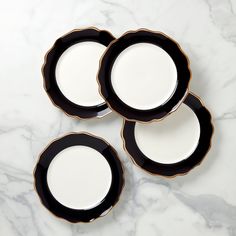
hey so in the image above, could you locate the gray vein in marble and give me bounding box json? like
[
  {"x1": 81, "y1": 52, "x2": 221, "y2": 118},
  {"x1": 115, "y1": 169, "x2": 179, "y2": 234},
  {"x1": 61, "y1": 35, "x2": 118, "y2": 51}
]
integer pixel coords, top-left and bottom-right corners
[
  {"x1": 1, "y1": 0, "x2": 236, "y2": 235},
  {"x1": 215, "y1": 112, "x2": 236, "y2": 120},
  {"x1": 100, "y1": 0, "x2": 139, "y2": 25},
  {"x1": 175, "y1": 192, "x2": 236, "y2": 233},
  {"x1": 204, "y1": 0, "x2": 236, "y2": 46},
  {"x1": 223, "y1": 76, "x2": 236, "y2": 88}
]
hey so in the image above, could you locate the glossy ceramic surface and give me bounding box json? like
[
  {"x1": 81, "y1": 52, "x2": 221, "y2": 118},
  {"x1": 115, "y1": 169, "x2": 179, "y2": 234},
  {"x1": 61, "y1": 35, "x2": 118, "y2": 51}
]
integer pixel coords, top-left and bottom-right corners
[
  {"x1": 42, "y1": 28, "x2": 115, "y2": 119},
  {"x1": 122, "y1": 93, "x2": 213, "y2": 177},
  {"x1": 34, "y1": 133, "x2": 124, "y2": 223},
  {"x1": 98, "y1": 29, "x2": 191, "y2": 122}
]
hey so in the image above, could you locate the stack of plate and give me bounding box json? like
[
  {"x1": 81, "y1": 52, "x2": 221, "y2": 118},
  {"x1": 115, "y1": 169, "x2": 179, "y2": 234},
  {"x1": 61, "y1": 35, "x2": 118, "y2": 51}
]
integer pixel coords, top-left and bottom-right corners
[{"x1": 34, "y1": 27, "x2": 213, "y2": 223}]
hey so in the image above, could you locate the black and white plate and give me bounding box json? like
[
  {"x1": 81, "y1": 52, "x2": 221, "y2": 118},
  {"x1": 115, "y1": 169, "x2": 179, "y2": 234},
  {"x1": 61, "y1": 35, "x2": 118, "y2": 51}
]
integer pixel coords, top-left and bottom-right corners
[
  {"x1": 122, "y1": 93, "x2": 213, "y2": 177},
  {"x1": 42, "y1": 28, "x2": 115, "y2": 119},
  {"x1": 98, "y1": 29, "x2": 191, "y2": 122},
  {"x1": 34, "y1": 133, "x2": 124, "y2": 222}
]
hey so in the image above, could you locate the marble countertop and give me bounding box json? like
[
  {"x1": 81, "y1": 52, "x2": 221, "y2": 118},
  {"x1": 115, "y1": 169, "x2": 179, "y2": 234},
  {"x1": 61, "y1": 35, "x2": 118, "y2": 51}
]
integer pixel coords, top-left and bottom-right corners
[{"x1": 0, "y1": 0, "x2": 236, "y2": 235}]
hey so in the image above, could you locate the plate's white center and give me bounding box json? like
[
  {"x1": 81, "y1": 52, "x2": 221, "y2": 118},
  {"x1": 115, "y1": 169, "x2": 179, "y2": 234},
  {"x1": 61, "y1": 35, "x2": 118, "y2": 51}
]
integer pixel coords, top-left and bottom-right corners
[
  {"x1": 47, "y1": 145, "x2": 112, "y2": 210},
  {"x1": 111, "y1": 43, "x2": 177, "y2": 110},
  {"x1": 134, "y1": 104, "x2": 200, "y2": 164},
  {"x1": 56, "y1": 42, "x2": 106, "y2": 106}
]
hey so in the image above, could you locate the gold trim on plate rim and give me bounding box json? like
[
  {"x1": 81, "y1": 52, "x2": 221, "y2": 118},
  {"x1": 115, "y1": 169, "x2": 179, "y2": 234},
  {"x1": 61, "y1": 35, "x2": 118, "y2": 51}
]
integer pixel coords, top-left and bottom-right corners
[
  {"x1": 96, "y1": 28, "x2": 192, "y2": 124},
  {"x1": 120, "y1": 92, "x2": 214, "y2": 178},
  {"x1": 33, "y1": 131, "x2": 125, "y2": 223},
  {"x1": 42, "y1": 27, "x2": 116, "y2": 120}
]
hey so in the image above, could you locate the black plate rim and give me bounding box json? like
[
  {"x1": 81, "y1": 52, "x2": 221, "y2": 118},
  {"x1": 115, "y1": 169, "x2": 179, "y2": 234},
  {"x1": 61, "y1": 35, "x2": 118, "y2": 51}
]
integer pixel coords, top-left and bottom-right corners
[
  {"x1": 33, "y1": 132, "x2": 124, "y2": 223},
  {"x1": 97, "y1": 28, "x2": 191, "y2": 122},
  {"x1": 42, "y1": 27, "x2": 116, "y2": 119},
  {"x1": 121, "y1": 92, "x2": 214, "y2": 177}
]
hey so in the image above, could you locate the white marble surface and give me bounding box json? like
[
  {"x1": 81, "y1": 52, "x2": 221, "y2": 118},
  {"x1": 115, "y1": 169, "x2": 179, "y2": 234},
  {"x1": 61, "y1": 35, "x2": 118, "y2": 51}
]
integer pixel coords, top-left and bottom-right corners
[{"x1": 0, "y1": 0, "x2": 236, "y2": 235}]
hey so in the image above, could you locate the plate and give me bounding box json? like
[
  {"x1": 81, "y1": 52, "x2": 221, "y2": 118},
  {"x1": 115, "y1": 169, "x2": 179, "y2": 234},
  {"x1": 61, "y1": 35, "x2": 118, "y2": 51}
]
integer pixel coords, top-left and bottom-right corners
[
  {"x1": 98, "y1": 29, "x2": 191, "y2": 122},
  {"x1": 34, "y1": 133, "x2": 124, "y2": 222},
  {"x1": 122, "y1": 93, "x2": 213, "y2": 177},
  {"x1": 42, "y1": 27, "x2": 115, "y2": 119}
]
